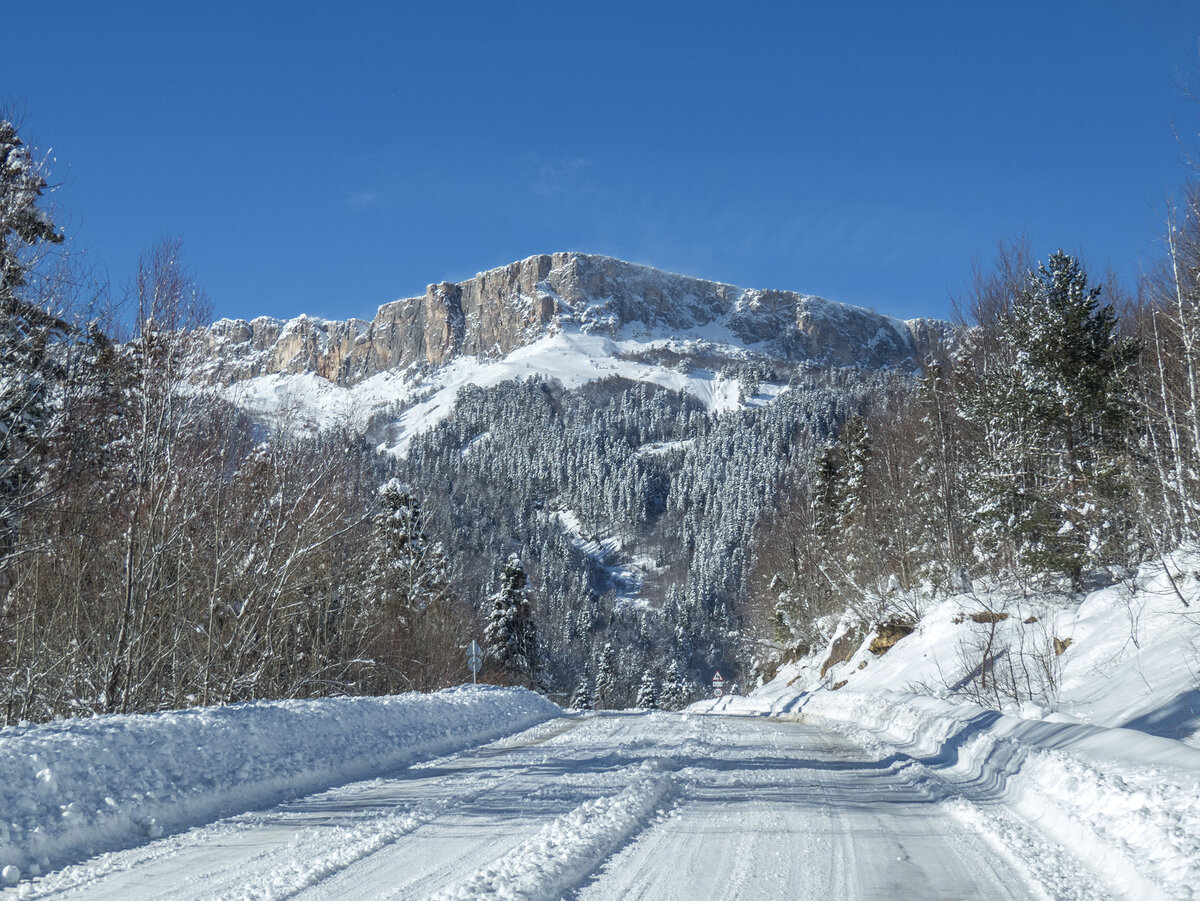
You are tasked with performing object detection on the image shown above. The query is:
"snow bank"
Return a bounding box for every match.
[0,686,560,883]
[704,680,1200,898]
[798,690,1200,899]
[768,551,1200,741]
[705,551,1200,898]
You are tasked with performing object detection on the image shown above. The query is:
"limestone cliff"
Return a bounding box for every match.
[202,253,947,386]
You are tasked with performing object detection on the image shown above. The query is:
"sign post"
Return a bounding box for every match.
[467,640,483,684]
[711,670,726,699]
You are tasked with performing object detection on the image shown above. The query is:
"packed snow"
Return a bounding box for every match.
[11,712,1055,899]
[0,686,558,885]
[697,547,1200,899]
[5,553,1200,896]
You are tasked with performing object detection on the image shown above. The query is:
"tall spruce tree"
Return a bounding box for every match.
[569,658,593,709]
[483,554,539,687]
[635,669,658,709]
[366,479,455,689]
[0,119,67,576]
[964,251,1138,586]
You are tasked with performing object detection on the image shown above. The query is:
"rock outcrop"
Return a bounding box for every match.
[201,253,947,386]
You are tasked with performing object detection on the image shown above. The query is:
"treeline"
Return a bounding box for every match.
[0,122,478,724]
[751,203,1200,668]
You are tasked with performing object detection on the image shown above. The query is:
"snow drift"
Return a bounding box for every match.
[703,549,1200,899]
[0,685,560,883]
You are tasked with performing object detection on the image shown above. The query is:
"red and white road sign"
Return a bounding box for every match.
[712,670,726,698]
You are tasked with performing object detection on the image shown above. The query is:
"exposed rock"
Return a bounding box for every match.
[830,680,848,691]
[969,610,1009,624]
[868,621,915,656]
[820,627,864,678]
[199,252,951,387]
[1054,636,1073,656]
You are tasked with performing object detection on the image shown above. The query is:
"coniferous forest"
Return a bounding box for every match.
[6,111,1200,724]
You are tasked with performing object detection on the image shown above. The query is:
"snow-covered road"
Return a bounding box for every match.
[18,711,1089,900]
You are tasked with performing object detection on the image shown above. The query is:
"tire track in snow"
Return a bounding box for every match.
[429,761,677,901]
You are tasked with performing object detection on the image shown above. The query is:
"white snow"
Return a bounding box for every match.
[431,759,675,901]
[16,712,1052,899]
[698,548,1200,899]
[549,509,662,611]
[7,561,1200,897]
[224,329,790,455]
[0,686,559,883]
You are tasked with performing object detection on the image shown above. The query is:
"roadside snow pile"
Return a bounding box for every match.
[705,549,1200,899]
[0,686,560,884]
[703,684,1200,897]
[708,689,1200,899]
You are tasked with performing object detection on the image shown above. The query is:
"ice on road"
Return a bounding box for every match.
[25,712,1069,900]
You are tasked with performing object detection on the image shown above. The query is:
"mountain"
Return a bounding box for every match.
[196,253,949,698]
[203,252,945,384]
[200,252,947,447]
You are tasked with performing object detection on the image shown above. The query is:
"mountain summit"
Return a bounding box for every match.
[203,253,946,387]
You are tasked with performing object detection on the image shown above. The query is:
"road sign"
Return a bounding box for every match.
[712,670,726,699]
[467,640,483,683]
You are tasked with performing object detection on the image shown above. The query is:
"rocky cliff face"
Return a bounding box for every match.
[202,253,946,385]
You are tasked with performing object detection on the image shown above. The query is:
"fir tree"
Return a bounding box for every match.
[635,669,658,709]
[369,479,451,622]
[365,480,456,690]
[593,641,616,708]
[659,659,687,710]
[569,659,593,709]
[0,119,67,573]
[483,554,539,687]
[964,251,1138,586]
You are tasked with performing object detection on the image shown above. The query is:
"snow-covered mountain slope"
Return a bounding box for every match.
[203,253,947,449]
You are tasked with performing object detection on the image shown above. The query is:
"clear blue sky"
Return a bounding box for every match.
[5,2,1200,323]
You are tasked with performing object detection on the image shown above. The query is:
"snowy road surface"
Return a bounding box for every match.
[20,711,1094,900]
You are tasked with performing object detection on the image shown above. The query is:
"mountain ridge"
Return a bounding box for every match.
[201,252,948,387]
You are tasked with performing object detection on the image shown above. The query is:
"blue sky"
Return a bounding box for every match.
[5,2,1200,323]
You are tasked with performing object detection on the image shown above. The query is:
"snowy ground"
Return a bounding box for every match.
[702,548,1200,899]
[11,711,1063,900]
[0,687,558,889]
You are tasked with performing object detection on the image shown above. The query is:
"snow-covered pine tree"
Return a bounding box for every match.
[0,119,67,574]
[365,479,456,690]
[593,641,616,708]
[835,415,874,591]
[635,669,658,709]
[370,480,450,620]
[659,659,687,710]
[483,553,539,688]
[569,658,593,709]
[963,251,1138,587]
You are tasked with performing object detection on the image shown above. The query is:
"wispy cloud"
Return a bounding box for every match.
[526,155,594,197]
[346,190,385,211]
